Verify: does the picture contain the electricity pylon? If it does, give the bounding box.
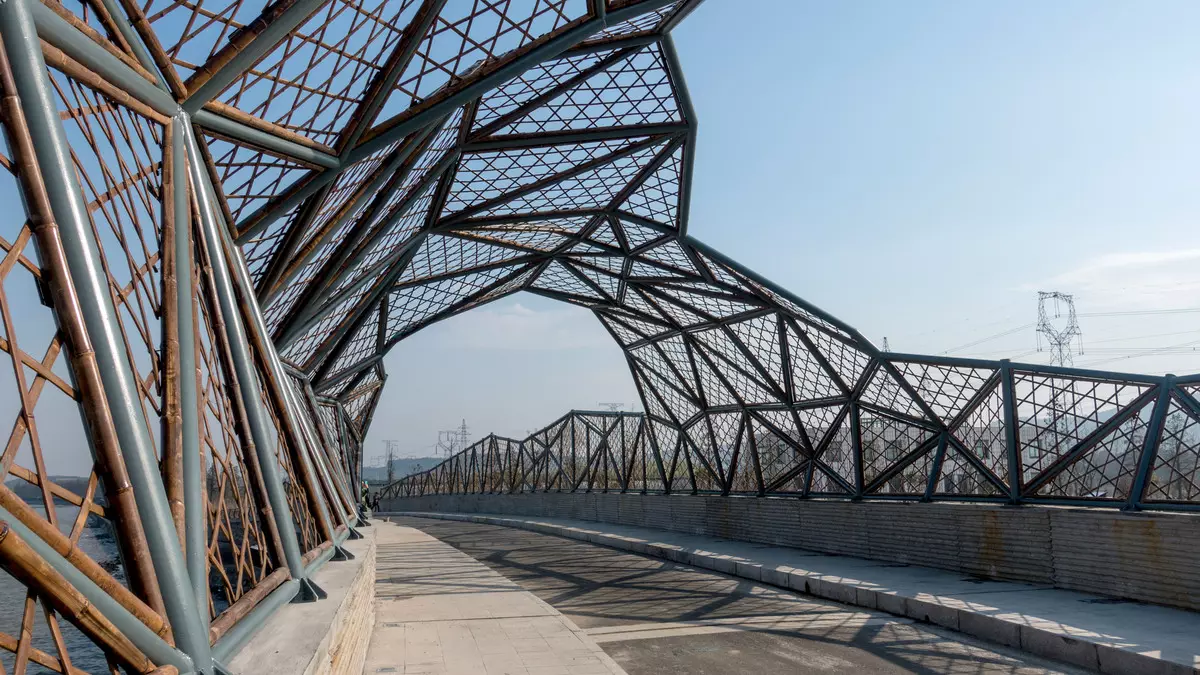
[1037,292,1082,366]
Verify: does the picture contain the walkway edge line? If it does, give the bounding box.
[385,511,1199,675]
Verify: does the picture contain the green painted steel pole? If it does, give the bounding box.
[0,2,214,669]
[184,121,324,601]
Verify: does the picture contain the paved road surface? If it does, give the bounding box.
[364,521,624,675]
[391,516,1092,675]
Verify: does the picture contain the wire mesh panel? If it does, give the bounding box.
[194,260,282,621]
[0,32,177,673]
[5,0,1200,670]
[384,371,1200,512]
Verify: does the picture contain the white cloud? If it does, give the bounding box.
[1021,249,1200,310]
[419,299,615,351]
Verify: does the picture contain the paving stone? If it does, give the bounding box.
[364,521,626,675]
[387,511,1200,675]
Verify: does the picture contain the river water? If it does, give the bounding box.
[1,503,119,673]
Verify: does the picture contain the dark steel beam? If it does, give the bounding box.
[183,0,330,111]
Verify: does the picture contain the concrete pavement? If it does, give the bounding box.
[391,516,1099,675]
[386,511,1200,675]
[363,519,625,675]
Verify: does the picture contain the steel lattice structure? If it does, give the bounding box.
[0,0,1198,672]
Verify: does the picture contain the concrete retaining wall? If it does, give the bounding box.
[318,538,376,675]
[380,493,1200,612]
[228,528,377,675]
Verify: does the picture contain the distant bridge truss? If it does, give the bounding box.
[0,0,1196,672]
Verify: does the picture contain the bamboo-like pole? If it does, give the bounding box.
[0,485,169,638]
[193,204,290,571]
[36,0,157,83]
[220,228,340,548]
[161,119,185,547]
[0,33,168,624]
[257,368,338,546]
[38,40,168,124]
[206,567,288,645]
[0,521,155,673]
[111,0,187,98]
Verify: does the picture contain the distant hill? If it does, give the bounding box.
[6,476,102,504]
[362,457,442,484]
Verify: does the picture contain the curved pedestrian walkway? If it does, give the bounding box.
[364,519,626,675]
[387,516,1102,675]
[384,512,1200,675]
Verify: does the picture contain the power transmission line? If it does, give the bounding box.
[924,302,1200,364]
[940,324,1035,355]
[1079,307,1200,318]
[1079,328,1200,346]
[1076,338,1200,368]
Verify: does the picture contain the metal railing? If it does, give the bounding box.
[381,362,1200,511]
[0,0,1194,672]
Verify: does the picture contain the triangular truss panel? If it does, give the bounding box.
[1145,396,1200,503]
[206,134,312,222]
[473,46,629,131]
[894,360,996,425]
[1036,398,1155,501]
[619,143,683,229]
[215,0,424,147]
[141,0,275,80]
[1012,372,1152,488]
[584,1,684,44]
[401,234,532,285]
[948,380,1010,487]
[373,0,590,124]
[860,410,937,495]
[809,408,855,495]
[443,138,647,216]
[469,139,670,220]
[8,3,1200,668]
[752,410,808,492]
[385,265,521,341]
[489,41,680,135]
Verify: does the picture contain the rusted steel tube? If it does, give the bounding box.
[203,101,337,159]
[181,0,317,101]
[302,384,359,517]
[170,116,207,628]
[193,205,290,571]
[217,225,339,546]
[38,40,168,124]
[36,0,157,84]
[161,119,185,548]
[0,485,168,638]
[259,371,338,545]
[0,34,169,626]
[112,0,187,99]
[300,539,332,568]
[0,521,155,673]
[206,566,288,645]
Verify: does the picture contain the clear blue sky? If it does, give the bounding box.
[677,0,1200,355]
[370,1,1200,456]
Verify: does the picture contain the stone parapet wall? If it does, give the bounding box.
[381,493,1200,612]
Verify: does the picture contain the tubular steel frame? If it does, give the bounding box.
[0,0,1198,672]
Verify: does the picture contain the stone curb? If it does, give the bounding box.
[387,511,1199,675]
